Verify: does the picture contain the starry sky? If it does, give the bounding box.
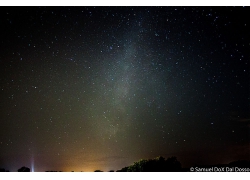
[0,6,249,172]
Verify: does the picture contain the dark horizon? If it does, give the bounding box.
[0,6,249,173]
[1,156,250,172]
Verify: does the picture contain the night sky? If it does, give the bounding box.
[0,6,249,172]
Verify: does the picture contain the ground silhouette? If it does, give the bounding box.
[0,168,9,172]
[116,156,182,172]
[17,166,30,172]
[1,157,249,172]
[94,170,103,172]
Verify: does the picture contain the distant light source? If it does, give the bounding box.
[31,164,34,172]
[31,154,35,172]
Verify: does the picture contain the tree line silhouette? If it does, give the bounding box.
[1,156,249,172]
[116,156,181,172]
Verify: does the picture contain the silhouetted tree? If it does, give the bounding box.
[18,166,30,172]
[0,168,9,172]
[94,170,103,172]
[165,156,182,172]
[116,166,129,172]
[117,156,182,172]
[109,170,114,172]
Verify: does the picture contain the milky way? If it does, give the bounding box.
[0,6,249,172]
